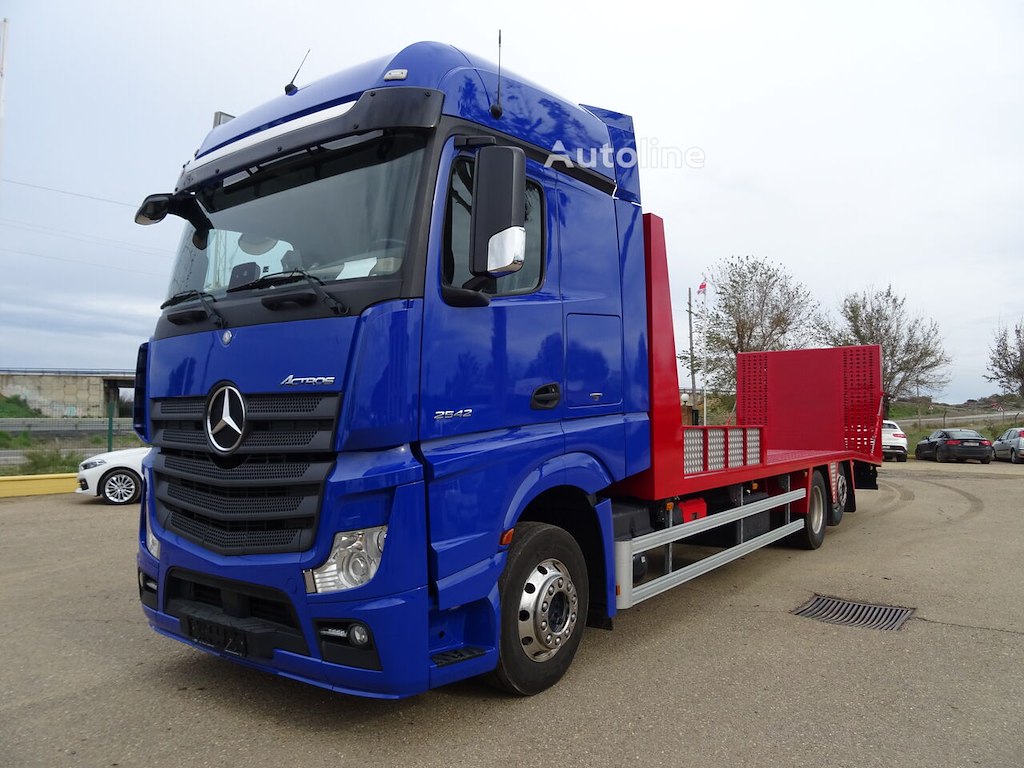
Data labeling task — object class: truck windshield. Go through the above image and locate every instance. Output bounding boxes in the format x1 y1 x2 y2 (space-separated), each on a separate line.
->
165 132 426 300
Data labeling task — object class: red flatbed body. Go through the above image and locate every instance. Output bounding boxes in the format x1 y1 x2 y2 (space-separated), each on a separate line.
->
613 214 884 503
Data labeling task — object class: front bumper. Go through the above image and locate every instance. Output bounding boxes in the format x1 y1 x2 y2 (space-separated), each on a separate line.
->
139 560 432 698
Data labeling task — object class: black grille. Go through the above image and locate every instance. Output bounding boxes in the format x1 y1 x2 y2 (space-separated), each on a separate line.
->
163 454 317 483
150 391 340 555
165 482 305 517
169 508 309 550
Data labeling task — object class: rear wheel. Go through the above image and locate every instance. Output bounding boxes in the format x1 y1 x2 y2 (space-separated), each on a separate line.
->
936 447 947 463
896 453 907 463
827 467 848 526
789 471 827 550
489 522 589 696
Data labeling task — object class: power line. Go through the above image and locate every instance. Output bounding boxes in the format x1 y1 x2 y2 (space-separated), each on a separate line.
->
1 178 136 207
0 245 166 277
0 217 172 258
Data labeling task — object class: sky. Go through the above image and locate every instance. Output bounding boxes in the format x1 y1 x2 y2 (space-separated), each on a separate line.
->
0 0 1021 403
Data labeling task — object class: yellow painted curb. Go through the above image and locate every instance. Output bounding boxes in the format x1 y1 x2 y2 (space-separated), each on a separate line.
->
0 473 78 498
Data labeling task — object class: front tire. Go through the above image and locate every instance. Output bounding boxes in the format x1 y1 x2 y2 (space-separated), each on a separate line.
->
1012 449 1021 465
99 468 141 505
489 522 589 696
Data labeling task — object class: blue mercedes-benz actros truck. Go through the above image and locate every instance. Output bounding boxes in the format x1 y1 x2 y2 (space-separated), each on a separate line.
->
133 41 882 699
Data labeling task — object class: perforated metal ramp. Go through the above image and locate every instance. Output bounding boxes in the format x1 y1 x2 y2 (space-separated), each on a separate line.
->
793 595 914 631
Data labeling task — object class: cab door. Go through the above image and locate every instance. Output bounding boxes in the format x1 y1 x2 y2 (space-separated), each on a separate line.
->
420 147 563 441
417 144 565 596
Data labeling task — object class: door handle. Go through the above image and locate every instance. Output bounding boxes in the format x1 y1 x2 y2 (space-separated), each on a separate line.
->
531 383 561 410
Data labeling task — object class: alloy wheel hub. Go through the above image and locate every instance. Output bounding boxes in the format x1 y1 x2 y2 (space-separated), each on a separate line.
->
517 558 578 663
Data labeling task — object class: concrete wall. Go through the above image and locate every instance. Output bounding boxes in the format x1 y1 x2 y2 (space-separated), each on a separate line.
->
0 372 134 418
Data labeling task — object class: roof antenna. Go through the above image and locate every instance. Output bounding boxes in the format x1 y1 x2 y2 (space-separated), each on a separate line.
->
284 49 310 96
489 30 503 119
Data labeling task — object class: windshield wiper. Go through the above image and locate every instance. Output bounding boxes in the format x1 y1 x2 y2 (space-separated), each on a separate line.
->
226 269 347 315
160 289 227 328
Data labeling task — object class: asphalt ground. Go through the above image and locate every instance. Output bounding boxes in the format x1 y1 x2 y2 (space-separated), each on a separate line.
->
1 458 1022 768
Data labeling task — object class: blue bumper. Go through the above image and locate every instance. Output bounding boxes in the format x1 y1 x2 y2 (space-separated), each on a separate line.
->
140 578 431 699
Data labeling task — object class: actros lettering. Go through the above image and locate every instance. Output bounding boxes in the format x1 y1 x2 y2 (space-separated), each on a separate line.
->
280 374 336 386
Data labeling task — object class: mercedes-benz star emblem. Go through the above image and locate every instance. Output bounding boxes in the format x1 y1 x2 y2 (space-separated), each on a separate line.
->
206 384 246 454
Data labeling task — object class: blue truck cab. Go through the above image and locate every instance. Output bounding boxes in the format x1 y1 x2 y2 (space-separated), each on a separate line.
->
134 41 652 698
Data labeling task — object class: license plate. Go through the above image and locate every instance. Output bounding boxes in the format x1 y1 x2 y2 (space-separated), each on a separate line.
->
187 616 248 657
964 441 978 446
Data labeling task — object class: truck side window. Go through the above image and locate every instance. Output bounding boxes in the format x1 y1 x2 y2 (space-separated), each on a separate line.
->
443 158 543 295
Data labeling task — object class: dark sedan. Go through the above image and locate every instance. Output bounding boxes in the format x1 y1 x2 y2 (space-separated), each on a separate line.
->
914 429 992 463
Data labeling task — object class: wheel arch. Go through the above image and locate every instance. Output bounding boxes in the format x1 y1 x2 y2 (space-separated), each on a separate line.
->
502 452 616 627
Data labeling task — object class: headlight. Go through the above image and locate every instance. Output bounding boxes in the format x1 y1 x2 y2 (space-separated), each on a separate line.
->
145 511 161 559
81 459 107 471
304 526 387 594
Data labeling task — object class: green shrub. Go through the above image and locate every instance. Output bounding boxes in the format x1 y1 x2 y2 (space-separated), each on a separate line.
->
18 450 84 475
0 431 35 448
0 395 43 418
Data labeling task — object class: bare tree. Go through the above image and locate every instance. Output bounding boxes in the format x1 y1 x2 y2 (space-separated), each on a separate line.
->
985 319 1024 396
679 255 819 391
817 284 950 399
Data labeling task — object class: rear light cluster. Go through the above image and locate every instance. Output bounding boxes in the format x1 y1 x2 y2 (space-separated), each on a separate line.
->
894 432 906 438
946 440 961 445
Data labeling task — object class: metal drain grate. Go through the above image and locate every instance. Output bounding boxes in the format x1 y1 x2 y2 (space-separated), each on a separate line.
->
793 595 915 631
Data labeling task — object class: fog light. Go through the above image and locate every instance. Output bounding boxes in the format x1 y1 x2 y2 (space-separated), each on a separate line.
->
349 623 370 647
305 525 387 593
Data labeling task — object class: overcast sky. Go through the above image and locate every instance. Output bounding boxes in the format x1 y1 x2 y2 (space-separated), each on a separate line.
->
0 0 1021 403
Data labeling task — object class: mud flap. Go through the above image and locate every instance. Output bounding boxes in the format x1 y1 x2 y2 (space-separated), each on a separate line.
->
853 460 878 490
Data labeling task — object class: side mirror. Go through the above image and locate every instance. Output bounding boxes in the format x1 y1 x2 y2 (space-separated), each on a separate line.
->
135 194 172 225
470 145 526 278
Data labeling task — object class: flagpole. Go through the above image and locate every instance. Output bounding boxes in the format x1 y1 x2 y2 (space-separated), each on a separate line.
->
698 276 708 426
687 288 696 406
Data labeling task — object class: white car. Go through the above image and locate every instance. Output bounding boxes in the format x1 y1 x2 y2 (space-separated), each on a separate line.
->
76 447 150 505
882 420 908 462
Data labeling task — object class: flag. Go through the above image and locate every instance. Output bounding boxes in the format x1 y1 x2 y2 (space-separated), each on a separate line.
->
697 279 707 296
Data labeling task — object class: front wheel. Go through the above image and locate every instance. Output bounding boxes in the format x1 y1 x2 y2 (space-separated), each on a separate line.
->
489 522 589 696
100 468 141 505
1012 449 1021 465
